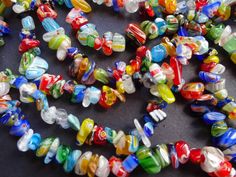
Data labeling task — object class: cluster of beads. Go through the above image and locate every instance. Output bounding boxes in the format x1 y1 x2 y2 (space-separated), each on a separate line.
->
66 8 126 56
126 0 236 62
0 90 235 177
91 0 177 15
18 15 49 80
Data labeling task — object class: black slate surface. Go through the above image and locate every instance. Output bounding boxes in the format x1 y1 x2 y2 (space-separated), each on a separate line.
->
0 2 236 177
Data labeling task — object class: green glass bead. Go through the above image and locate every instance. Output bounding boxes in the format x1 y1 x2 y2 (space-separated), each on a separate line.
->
211 121 228 137
148 0 158 7
154 144 170 168
86 35 96 48
222 101 236 114
141 57 152 72
207 24 225 41
19 52 35 74
36 137 54 157
94 68 109 84
56 145 72 164
57 0 64 5
140 21 158 40
223 34 236 54
49 80 65 99
136 146 162 174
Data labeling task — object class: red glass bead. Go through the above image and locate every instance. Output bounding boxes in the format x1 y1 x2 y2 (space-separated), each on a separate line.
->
195 0 208 11
214 161 232 177
18 39 40 53
71 16 88 31
146 101 161 112
175 140 190 164
130 59 141 72
93 126 107 145
136 46 148 58
189 148 202 164
126 23 146 46
113 69 121 80
94 37 103 50
181 82 205 100
170 57 182 85
102 40 113 56
37 4 57 22
200 62 217 72
39 74 63 94
109 156 129 177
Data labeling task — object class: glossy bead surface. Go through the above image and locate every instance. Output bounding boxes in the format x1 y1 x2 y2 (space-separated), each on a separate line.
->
181 82 205 100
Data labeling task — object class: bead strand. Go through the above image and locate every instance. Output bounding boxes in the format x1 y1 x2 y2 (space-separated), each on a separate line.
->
66 8 126 56
0 95 235 177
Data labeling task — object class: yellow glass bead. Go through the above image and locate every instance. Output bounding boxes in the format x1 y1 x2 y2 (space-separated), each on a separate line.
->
203 55 220 64
112 89 126 102
157 83 175 104
71 0 92 13
36 138 54 157
87 154 100 177
76 118 94 146
230 52 236 64
116 80 125 93
75 151 92 175
115 135 139 155
229 109 236 120
125 65 135 75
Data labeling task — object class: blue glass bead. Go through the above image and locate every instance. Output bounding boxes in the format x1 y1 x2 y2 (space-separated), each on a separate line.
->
168 143 179 169
71 85 86 103
153 7 163 18
1 107 23 126
154 18 167 35
190 104 213 114
112 0 120 12
19 31 36 40
31 90 49 110
151 44 167 63
81 60 96 82
12 76 28 88
64 0 73 8
10 119 30 136
178 26 188 36
67 47 80 58
28 133 41 150
130 129 141 141
195 54 205 61
202 1 221 18
30 0 36 9
0 25 10 35
122 154 139 173
21 16 35 31
80 23 96 32
42 18 60 32
217 98 234 108
213 128 236 148
199 71 221 83
202 112 226 125
143 115 157 128
64 150 82 173
144 122 154 137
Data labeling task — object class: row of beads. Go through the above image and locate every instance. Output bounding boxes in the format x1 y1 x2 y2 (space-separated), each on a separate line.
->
0 97 235 177
125 5 235 63
66 8 126 56
0 70 168 154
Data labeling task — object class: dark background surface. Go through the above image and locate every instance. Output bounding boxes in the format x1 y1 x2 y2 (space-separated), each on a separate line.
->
0 2 236 177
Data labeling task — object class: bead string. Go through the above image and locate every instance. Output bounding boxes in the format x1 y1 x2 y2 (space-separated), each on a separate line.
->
0 98 235 177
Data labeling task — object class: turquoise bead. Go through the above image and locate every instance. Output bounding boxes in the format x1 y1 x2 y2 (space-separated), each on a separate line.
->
151 44 167 62
154 18 167 35
63 150 82 173
22 16 35 31
42 18 60 32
